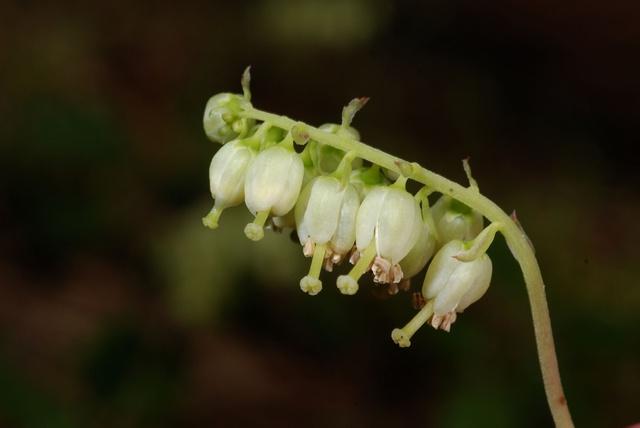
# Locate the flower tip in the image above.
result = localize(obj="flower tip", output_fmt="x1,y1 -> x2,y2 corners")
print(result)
391,328 -> 411,348
337,275 -> 359,295
202,209 -> 222,230
244,223 -> 265,241
300,276 -> 322,296
202,217 -> 219,230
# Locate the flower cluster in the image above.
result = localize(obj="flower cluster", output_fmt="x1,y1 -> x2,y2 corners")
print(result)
202,70 -> 502,347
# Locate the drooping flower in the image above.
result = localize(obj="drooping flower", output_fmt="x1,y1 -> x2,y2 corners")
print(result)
294,174 -> 360,295
202,139 -> 256,229
391,222 -> 500,347
243,133 -> 304,241
337,177 -> 422,295
421,239 -> 492,331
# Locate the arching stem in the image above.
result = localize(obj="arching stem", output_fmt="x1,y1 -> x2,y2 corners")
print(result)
241,106 -> 574,428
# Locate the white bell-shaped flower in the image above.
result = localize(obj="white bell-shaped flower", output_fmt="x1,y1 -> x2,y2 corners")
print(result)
202,139 -> 256,229
337,177 -> 422,295
421,240 -> 492,331
243,134 -> 304,241
391,222 -> 500,347
294,152 -> 361,295
431,195 -> 483,244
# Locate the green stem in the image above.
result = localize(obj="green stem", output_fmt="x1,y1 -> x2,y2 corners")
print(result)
241,106 -> 574,427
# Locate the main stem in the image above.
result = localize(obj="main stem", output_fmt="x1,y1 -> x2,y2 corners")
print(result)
241,107 -> 574,427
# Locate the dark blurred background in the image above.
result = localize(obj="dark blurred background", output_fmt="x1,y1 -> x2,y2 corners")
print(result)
1,1 -> 639,427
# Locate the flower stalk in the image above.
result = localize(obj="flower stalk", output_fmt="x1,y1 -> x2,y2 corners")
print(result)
239,106 -> 574,427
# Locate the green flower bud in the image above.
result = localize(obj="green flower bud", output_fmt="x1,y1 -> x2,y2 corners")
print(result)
421,240 -> 492,331
431,195 -> 483,244
319,123 -> 361,141
202,139 -> 256,229
309,124 -> 362,174
203,93 -> 253,144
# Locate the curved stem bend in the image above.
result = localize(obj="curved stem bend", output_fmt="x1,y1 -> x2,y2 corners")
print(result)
241,107 -> 573,427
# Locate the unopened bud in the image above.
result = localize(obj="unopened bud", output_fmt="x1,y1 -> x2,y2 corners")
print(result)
203,93 -> 253,144
431,195 -> 483,244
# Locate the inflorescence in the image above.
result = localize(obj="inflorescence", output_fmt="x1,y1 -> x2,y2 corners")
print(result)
198,68 -> 575,427
201,68 -> 503,347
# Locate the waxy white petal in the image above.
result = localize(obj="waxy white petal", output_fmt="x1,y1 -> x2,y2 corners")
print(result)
356,186 -> 422,264
330,185 -> 360,255
421,240 -> 492,316
209,140 -> 255,208
355,186 -> 387,251
295,176 -> 344,245
399,222 -> 436,279
244,146 -> 304,216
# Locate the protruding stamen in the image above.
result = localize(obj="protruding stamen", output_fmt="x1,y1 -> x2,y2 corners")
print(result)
348,248 -> 360,265
371,256 -> 404,284
391,300 -> 435,348
300,243 -> 326,295
454,222 -> 502,262
431,311 -> 457,332
202,207 -> 223,229
244,210 -> 270,241
323,250 -> 346,272
302,240 -> 315,257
